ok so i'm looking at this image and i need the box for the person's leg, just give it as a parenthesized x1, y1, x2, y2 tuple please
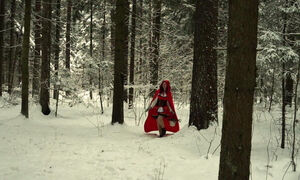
(157, 115, 165, 128)
(157, 115, 166, 137)
(156, 116, 162, 136)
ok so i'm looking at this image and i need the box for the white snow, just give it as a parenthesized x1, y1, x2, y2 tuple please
(0, 96, 299, 180)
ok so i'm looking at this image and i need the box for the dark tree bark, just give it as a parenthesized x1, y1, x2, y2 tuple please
(218, 0, 259, 179)
(0, 0, 5, 96)
(268, 68, 275, 112)
(285, 73, 293, 107)
(148, 0, 152, 89)
(21, 0, 32, 118)
(99, 0, 105, 114)
(16, 32, 22, 84)
(129, 0, 137, 109)
(89, 0, 93, 100)
(138, 0, 144, 82)
(66, 0, 71, 70)
(189, 0, 218, 130)
(281, 0, 289, 149)
(291, 52, 300, 172)
(149, 0, 161, 96)
(123, 2, 129, 103)
(8, 0, 16, 94)
(40, 0, 52, 115)
(53, 0, 61, 100)
(65, 0, 72, 95)
(32, 0, 42, 97)
(112, 0, 129, 124)
(110, 0, 115, 63)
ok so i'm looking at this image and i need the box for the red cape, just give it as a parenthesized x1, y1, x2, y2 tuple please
(144, 80, 180, 133)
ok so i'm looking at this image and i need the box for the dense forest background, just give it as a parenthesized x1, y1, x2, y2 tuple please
(0, 0, 299, 109)
(0, 0, 299, 179)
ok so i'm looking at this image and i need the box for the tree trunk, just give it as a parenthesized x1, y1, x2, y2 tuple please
(0, 0, 5, 96)
(32, 0, 42, 97)
(268, 68, 275, 112)
(281, 62, 286, 149)
(218, 0, 259, 179)
(281, 0, 289, 149)
(8, 0, 16, 94)
(291, 53, 300, 172)
(149, 0, 161, 96)
(40, 0, 52, 115)
(129, 0, 137, 109)
(138, 0, 144, 84)
(148, 0, 152, 93)
(65, 0, 72, 95)
(112, 0, 129, 124)
(110, 0, 115, 63)
(53, 0, 61, 100)
(285, 72, 293, 107)
(89, 0, 93, 100)
(99, 0, 105, 114)
(189, 0, 218, 130)
(123, 1, 129, 103)
(21, 0, 32, 118)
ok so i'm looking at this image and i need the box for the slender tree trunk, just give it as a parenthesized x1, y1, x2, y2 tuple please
(0, 0, 5, 96)
(189, 0, 218, 130)
(123, 1, 129, 103)
(110, 0, 115, 63)
(218, 0, 259, 179)
(15, 31, 21, 85)
(109, 0, 115, 107)
(89, 0, 93, 100)
(291, 54, 300, 172)
(129, 0, 137, 109)
(149, 0, 161, 96)
(40, 0, 52, 115)
(53, 0, 61, 100)
(8, 0, 16, 94)
(32, 0, 42, 97)
(281, 62, 286, 149)
(268, 68, 275, 112)
(138, 0, 144, 83)
(285, 73, 293, 107)
(112, 0, 129, 124)
(21, 0, 32, 118)
(281, 0, 288, 149)
(148, 0, 152, 92)
(66, 0, 72, 95)
(99, 0, 105, 114)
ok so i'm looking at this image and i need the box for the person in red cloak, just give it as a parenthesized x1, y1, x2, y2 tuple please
(144, 80, 180, 137)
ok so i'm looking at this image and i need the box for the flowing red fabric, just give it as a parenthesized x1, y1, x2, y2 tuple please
(144, 80, 180, 133)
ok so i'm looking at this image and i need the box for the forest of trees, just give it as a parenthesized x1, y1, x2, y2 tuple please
(0, 0, 299, 179)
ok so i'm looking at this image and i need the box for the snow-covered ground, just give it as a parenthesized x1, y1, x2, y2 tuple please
(0, 95, 299, 180)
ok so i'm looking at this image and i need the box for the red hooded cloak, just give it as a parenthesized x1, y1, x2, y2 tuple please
(144, 80, 180, 133)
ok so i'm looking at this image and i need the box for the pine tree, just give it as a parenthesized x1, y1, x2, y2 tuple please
(189, 0, 218, 130)
(21, 0, 32, 118)
(0, 0, 5, 96)
(40, 0, 52, 115)
(218, 0, 259, 179)
(112, 0, 129, 124)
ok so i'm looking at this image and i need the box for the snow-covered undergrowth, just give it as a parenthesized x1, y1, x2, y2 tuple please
(0, 95, 299, 180)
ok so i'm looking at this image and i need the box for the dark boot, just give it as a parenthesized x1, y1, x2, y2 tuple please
(160, 128, 166, 137)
